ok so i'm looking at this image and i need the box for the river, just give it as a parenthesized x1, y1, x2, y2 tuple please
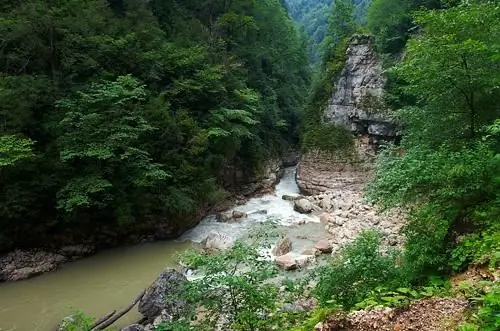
(0, 168, 323, 331)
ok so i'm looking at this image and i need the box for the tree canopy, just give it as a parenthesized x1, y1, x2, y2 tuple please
(0, 0, 310, 252)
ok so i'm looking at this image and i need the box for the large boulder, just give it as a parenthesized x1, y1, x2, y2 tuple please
(294, 199, 314, 214)
(216, 210, 233, 222)
(275, 253, 297, 270)
(272, 237, 292, 256)
(138, 268, 189, 321)
(275, 253, 315, 270)
(201, 230, 234, 251)
(315, 239, 333, 254)
(232, 210, 247, 219)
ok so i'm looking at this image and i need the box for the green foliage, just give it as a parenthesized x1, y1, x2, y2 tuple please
(367, 0, 442, 56)
(368, 0, 500, 278)
(288, 307, 342, 331)
(285, 0, 371, 65)
(451, 223, 500, 271)
(459, 283, 500, 331)
(0, 0, 310, 251)
(301, 124, 355, 155)
(314, 231, 408, 309)
(0, 135, 34, 167)
(58, 310, 94, 331)
(355, 278, 451, 309)
(162, 236, 284, 331)
(300, 36, 354, 155)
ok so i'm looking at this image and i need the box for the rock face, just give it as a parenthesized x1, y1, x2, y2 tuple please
(297, 35, 398, 197)
(139, 268, 188, 321)
(272, 237, 292, 256)
(324, 34, 397, 140)
(0, 250, 67, 281)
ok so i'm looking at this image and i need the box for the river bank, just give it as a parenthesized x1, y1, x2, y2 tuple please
(0, 157, 289, 283)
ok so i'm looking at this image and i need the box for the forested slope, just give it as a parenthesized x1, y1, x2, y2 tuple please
(0, 0, 310, 252)
(284, 0, 371, 64)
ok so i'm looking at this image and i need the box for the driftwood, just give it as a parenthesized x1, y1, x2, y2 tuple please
(91, 290, 145, 331)
(90, 310, 116, 329)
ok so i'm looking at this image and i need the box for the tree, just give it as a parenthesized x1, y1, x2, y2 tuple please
(368, 0, 500, 276)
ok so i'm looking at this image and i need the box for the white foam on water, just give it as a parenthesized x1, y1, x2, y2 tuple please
(179, 167, 319, 245)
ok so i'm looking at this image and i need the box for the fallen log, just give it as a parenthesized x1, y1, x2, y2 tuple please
(91, 290, 145, 331)
(90, 310, 116, 329)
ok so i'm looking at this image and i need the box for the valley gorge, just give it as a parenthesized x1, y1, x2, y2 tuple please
(0, 0, 498, 330)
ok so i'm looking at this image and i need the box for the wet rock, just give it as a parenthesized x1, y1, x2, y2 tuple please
(282, 194, 302, 201)
(201, 230, 234, 251)
(315, 239, 333, 254)
(121, 324, 145, 331)
(232, 210, 247, 219)
(0, 250, 66, 282)
(216, 210, 233, 222)
(272, 237, 292, 256)
(248, 209, 267, 216)
(294, 199, 313, 214)
(139, 268, 188, 321)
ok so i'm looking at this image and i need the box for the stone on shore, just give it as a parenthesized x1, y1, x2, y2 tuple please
(139, 268, 188, 321)
(294, 199, 313, 214)
(315, 239, 333, 254)
(275, 253, 315, 270)
(0, 250, 66, 282)
(272, 237, 292, 256)
(201, 231, 234, 251)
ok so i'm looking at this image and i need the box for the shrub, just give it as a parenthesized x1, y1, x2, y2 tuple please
(314, 230, 408, 309)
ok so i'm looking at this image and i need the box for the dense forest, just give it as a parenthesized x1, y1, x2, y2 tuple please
(284, 0, 371, 64)
(1, 0, 499, 329)
(0, 0, 310, 252)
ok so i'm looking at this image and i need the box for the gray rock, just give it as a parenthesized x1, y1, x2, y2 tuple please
(272, 237, 292, 256)
(201, 230, 234, 251)
(232, 210, 247, 219)
(282, 194, 302, 201)
(324, 34, 397, 139)
(139, 268, 188, 321)
(216, 210, 233, 222)
(275, 253, 315, 271)
(294, 199, 313, 214)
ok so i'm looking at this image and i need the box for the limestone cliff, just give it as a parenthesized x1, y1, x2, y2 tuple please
(297, 34, 396, 195)
(324, 34, 397, 141)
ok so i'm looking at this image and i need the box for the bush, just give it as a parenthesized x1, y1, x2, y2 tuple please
(459, 283, 500, 331)
(314, 231, 408, 309)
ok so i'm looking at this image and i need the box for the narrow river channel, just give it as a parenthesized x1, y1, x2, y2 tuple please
(0, 168, 322, 331)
